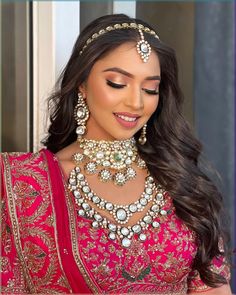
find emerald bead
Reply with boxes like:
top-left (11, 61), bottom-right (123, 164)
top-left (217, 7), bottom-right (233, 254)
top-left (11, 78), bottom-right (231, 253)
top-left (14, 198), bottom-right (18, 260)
top-left (114, 153), bottom-right (122, 162)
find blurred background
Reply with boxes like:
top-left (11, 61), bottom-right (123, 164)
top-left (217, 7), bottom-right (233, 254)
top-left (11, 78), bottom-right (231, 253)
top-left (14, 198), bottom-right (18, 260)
top-left (0, 0), bottom-right (235, 291)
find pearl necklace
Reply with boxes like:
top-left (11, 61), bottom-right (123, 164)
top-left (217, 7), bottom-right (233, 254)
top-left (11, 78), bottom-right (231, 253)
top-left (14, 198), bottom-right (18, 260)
top-left (68, 166), bottom-right (168, 248)
top-left (73, 137), bottom-right (146, 186)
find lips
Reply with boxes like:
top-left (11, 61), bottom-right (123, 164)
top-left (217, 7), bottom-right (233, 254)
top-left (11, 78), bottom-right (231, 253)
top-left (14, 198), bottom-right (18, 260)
top-left (113, 112), bottom-right (140, 128)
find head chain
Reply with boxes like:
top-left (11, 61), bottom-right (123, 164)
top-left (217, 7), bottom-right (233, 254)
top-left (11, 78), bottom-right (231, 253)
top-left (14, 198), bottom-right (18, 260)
top-left (79, 22), bottom-right (160, 56)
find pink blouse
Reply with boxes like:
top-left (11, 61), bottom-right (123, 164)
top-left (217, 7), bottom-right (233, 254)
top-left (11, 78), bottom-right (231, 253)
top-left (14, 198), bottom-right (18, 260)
top-left (0, 150), bottom-right (230, 294)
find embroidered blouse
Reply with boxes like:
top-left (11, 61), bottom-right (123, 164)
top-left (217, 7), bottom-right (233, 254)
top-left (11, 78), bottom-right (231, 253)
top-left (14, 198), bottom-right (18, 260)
top-left (0, 150), bottom-right (230, 294)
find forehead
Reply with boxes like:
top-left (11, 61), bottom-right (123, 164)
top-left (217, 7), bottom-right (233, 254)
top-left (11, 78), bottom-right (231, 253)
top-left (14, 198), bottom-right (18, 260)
top-left (91, 42), bottom-right (160, 77)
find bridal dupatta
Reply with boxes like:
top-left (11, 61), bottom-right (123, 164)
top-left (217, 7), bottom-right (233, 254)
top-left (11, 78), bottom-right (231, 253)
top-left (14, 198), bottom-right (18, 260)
top-left (1, 150), bottom-right (96, 294)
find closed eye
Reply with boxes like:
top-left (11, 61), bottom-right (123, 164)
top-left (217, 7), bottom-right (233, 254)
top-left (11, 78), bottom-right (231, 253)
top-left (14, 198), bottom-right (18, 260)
top-left (106, 80), bottom-right (126, 89)
top-left (143, 88), bottom-right (159, 95)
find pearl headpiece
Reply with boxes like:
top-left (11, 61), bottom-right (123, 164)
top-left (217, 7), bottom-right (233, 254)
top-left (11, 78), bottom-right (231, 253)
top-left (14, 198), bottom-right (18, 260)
top-left (79, 22), bottom-right (160, 63)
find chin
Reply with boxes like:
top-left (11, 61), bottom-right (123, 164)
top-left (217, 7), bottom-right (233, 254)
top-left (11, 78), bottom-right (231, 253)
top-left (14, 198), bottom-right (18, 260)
top-left (111, 131), bottom-right (137, 141)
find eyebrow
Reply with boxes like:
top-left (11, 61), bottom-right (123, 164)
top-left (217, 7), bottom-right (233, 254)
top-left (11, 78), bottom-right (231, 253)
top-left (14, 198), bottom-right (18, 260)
top-left (102, 67), bottom-right (161, 81)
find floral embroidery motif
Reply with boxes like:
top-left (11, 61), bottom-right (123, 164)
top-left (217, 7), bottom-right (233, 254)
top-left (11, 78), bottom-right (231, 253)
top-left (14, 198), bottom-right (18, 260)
top-left (75, 194), bottom-right (230, 294)
top-left (23, 241), bottom-right (47, 273)
top-left (1, 152), bottom-right (71, 293)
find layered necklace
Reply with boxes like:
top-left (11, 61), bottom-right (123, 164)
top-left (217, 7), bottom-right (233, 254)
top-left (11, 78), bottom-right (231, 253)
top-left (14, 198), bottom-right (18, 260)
top-left (68, 137), bottom-right (168, 248)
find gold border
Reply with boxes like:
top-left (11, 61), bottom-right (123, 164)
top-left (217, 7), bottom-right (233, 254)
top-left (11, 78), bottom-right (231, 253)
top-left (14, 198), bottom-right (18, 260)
top-left (2, 153), bottom-right (36, 293)
top-left (43, 151), bottom-right (72, 292)
top-left (57, 158), bottom-right (100, 293)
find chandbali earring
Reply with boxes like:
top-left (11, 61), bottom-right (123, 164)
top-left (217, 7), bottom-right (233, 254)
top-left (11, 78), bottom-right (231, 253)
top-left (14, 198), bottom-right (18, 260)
top-left (74, 92), bottom-right (89, 140)
top-left (138, 124), bottom-right (147, 145)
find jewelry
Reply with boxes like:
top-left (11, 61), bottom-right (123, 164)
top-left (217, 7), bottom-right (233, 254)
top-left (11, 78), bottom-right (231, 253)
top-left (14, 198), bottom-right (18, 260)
top-left (79, 22), bottom-right (159, 62)
top-left (73, 138), bottom-right (146, 186)
top-left (136, 30), bottom-right (151, 63)
top-left (138, 124), bottom-right (147, 145)
top-left (68, 166), bottom-right (168, 248)
top-left (78, 137), bottom-right (137, 169)
top-left (69, 166), bottom-right (156, 224)
top-left (74, 93), bottom-right (89, 139)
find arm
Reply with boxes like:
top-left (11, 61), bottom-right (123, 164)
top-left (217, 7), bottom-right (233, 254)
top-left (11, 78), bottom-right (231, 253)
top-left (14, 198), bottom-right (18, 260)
top-left (187, 250), bottom-right (231, 295)
top-left (189, 284), bottom-right (232, 295)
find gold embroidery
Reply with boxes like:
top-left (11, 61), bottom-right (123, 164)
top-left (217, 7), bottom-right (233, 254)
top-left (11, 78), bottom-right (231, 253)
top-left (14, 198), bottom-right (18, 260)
top-left (2, 153), bottom-right (36, 292)
top-left (74, 197), bottom-right (198, 294)
top-left (1, 257), bottom-right (28, 293)
top-left (43, 152), bottom-right (72, 292)
top-left (2, 151), bottom-right (72, 293)
top-left (0, 256), bottom-right (11, 273)
top-left (24, 241), bottom-right (47, 273)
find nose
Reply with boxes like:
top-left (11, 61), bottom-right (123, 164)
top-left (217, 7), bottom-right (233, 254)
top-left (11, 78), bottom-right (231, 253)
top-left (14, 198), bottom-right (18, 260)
top-left (124, 86), bottom-right (144, 110)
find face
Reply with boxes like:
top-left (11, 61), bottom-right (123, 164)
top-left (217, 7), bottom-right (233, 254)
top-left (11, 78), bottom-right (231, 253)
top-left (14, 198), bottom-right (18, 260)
top-left (79, 42), bottom-right (161, 141)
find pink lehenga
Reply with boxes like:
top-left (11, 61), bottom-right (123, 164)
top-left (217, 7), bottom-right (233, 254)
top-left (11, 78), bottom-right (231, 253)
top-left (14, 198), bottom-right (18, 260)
top-left (0, 150), bottom-right (230, 294)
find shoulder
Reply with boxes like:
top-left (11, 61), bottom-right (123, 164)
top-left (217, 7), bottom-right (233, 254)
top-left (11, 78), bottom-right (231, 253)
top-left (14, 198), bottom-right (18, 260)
top-left (0, 149), bottom-right (60, 174)
top-left (1, 149), bottom-right (51, 165)
top-left (1, 149), bottom-right (57, 195)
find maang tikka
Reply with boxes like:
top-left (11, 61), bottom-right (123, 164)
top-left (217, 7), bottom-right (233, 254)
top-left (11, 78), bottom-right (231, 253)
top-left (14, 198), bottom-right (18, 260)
top-left (79, 22), bottom-right (159, 64)
top-left (75, 92), bottom-right (90, 139)
top-left (136, 29), bottom-right (152, 62)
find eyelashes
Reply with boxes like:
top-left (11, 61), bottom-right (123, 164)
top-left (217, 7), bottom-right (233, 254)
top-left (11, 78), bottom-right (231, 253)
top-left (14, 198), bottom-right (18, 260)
top-left (144, 89), bottom-right (159, 95)
top-left (106, 79), bottom-right (159, 95)
top-left (106, 79), bottom-right (125, 89)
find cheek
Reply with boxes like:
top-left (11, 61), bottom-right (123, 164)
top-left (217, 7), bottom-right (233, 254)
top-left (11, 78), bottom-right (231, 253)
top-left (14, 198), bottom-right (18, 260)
top-left (87, 83), bottom-right (120, 109)
top-left (145, 96), bottom-right (159, 115)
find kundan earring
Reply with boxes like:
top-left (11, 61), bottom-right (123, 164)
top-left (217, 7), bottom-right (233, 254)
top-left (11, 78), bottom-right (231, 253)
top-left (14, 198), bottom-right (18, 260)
top-left (75, 92), bottom-right (89, 139)
top-left (138, 124), bottom-right (147, 145)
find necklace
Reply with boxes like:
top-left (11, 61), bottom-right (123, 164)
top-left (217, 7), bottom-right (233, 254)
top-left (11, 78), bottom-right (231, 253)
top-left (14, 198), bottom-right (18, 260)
top-left (73, 138), bottom-right (146, 186)
top-left (68, 166), bottom-right (168, 248)
top-left (69, 166), bottom-right (157, 224)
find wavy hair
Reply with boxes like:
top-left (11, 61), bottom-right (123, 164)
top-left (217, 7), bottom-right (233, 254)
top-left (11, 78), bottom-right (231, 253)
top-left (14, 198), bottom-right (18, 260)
top-left (43, 14), bottom-right (229, 287)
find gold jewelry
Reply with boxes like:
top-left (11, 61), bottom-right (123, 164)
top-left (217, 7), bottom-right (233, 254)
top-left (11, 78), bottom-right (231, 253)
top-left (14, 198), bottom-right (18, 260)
top-left (79, 22), bottom-right (159, 62)
top-left (74, 93), bottom-right (89, 139)
top-left (138, 124), bottom-right (147, 145)
top-left (78, 138), bottom-right (138, 170)
top-left (73, 138), bottom-right (146, 186)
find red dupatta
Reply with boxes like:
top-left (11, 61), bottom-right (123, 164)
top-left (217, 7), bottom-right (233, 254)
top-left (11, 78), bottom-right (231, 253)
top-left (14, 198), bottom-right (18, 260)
top-left (44, 149), bottom-right (95, 294)
top-left (1, 150), bottom-right (95, 294)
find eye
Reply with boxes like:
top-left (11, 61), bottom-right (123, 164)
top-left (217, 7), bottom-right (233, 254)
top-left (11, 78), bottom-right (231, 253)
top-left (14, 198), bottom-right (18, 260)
top-left (142, 88), bottom-right (159, 95)
top-left (106, 79), bottom-right (126, 89)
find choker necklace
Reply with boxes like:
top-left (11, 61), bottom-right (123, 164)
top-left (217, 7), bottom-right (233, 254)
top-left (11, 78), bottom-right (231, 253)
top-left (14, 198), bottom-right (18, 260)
top-left (73, 137), bottom-right (146, 186)
top-left (68, 166), bottom-right (168, 248)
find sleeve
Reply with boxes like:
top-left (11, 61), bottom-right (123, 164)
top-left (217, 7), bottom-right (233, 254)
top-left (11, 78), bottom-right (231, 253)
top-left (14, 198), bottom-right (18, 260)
top-left (0, 155), bottom-right (29, 294)
top-left (187, 246), bottom-right (231, 293)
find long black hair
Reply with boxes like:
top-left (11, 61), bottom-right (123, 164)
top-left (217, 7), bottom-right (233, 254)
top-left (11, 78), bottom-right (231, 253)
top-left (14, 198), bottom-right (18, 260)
top-left (43, 14), bottom-right (229, 287)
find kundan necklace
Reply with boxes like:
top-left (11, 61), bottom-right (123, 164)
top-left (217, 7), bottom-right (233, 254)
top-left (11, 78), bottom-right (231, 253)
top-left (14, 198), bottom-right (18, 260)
top-left (68, 166), bottom-right (167, 248)
top-left (72, 137), bottom-right (146, 186)
top-left (68, 137), bottom-right (168, 248)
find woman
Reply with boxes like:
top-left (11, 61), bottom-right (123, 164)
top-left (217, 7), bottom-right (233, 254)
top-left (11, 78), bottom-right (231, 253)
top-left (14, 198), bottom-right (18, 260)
top-left (1, 14), bottom-right (231, 294)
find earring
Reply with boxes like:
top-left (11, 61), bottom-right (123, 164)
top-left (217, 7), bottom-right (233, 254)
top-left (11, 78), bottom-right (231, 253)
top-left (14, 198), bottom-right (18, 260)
top-left (74, 92), bottom-right (89, 140)
top-left (138, 124), bottom-right (147, 145)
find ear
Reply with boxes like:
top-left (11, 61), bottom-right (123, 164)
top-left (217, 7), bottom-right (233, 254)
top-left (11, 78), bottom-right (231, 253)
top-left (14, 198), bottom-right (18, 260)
top-left (78, 82), bottom-right (87, 98)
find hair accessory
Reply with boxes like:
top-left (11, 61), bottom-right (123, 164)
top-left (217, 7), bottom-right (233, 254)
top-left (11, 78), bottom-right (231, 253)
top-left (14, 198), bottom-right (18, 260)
top-left (138, 124), bottom-right (147, 145)
top-left (75, 93), bottom-right (90, 139)
top-left (79, 22), bottom-right (159, 57)
top-left (136, 29), bottom-right (151, 62)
